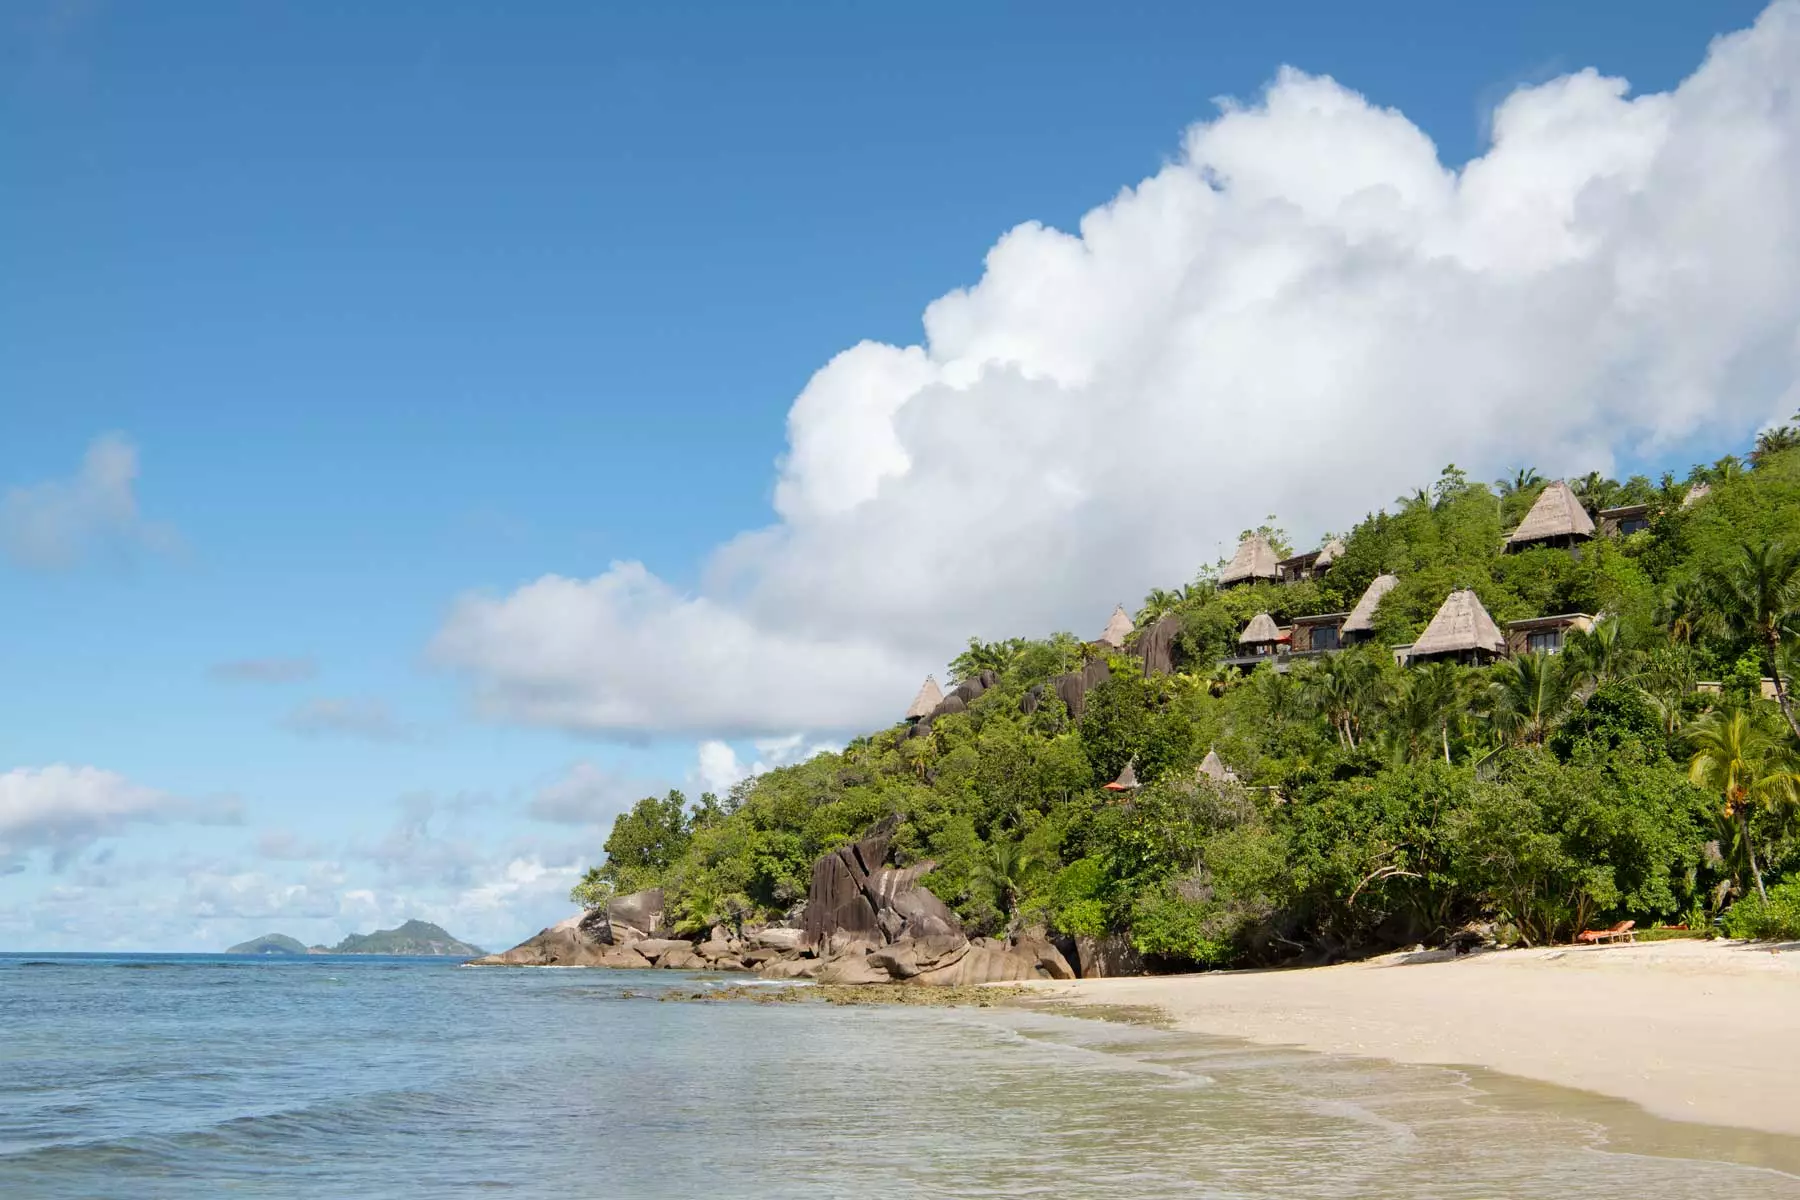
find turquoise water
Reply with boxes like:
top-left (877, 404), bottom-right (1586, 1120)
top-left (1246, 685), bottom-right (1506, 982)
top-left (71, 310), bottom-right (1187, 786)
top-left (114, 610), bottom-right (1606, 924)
top-left (4, 953), bottom-right (1799, 1198)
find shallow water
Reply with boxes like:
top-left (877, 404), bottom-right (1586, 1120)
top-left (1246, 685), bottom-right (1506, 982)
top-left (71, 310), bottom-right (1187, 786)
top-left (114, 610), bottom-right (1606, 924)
top-left (3, 953), bottom-right (1798, 1198)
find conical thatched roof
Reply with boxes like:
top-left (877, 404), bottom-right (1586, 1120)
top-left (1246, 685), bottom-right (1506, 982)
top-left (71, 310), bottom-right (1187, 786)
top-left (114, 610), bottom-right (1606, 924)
top-left (1683, 481), bottom-right (1711, 508)
top-left (1196, 748), bottom-right (1238, 784)
top-left (904, 675), bottom-right (944, 722)
top-left (1103, 759), bottom-right (1140, 791)
top-left (1098, 604), bottom-right (1134, 649)
top-left (1410, 589), bottom-right (1506, 658)
top-left (1315, 538), bottom-right (1346, 569)
top-left (1220, 534), bottom-right (1279, 586)
top-left (1239, 612), bottom-right (1282, 645)
top-left (1508, 481), bottom-right (1595, 545)
top-left (1342, 574), bottom-right (1399, 634)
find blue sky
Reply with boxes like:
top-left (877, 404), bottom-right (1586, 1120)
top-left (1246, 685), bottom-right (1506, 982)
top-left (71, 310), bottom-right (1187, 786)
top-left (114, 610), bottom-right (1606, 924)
top-left (2, 0), bottom-right (1793, 950)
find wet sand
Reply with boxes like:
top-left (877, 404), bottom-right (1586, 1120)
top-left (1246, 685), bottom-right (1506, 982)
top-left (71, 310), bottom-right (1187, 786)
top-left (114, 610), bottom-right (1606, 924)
top-left (1017, 938), bottom-right (1800, 1138)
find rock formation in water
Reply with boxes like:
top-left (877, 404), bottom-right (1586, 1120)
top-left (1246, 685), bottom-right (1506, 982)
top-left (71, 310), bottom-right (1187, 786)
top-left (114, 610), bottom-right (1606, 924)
top-left (470, 823), bottom-right (1135, 984)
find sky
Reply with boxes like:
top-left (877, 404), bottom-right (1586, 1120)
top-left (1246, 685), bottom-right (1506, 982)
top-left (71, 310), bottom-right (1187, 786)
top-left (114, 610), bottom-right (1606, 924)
top-left (3, 0), bottom-right (1796, 951)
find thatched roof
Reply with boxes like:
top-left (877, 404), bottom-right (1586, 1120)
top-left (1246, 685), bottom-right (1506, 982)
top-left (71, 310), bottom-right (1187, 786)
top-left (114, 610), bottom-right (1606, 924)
top-left (1098, 604), bottom-right (1134, 649)
top-left (1683, 481), bottom-right (1711, 508)
top-left (1342, 574), bottom-right (1399, 634)
top-left (1508, 481), bottom-right (1595, 545)
top-left (1239, 612), bottom-right (1282, 645)
top-left (1315, 538), bottom-right (1346, 568)
top-left (1103, 759), bottom-right (1140, 791)
top-left (904, 675), bottom-right (943, 721)
top-left (1220, 534), bottom-right (1279, 585)
top-left (1409, 589), bottom-right (1507, 658)
top-left (1196, 749), bottom-right (1238, 784)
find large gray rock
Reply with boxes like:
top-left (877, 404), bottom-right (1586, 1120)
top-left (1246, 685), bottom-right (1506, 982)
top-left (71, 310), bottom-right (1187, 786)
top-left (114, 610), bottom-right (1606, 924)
top-left (816, 951), bottom-right (891, 986)
top-left (914, 944), bottom-right (1044, 986)
top-left (604, 888), bottom-right (666, 942)
top-left (1074, 933), bottom-right (1144, 978)
top-left (656, 946), bottom-right (705, 971)
top-left (632, 938), bottom-right (693, 962)
top-left (1012, 936), bottom-right (1076, 980)
top-left (756, 957), bottom-right (820, 980)
top-left (746, 927), bottom-right (805, 952)
top-left (800, 819), bottom-right (964, 955)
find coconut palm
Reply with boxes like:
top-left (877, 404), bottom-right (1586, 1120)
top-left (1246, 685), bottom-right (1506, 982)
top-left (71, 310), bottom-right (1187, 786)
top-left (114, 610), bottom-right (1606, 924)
top-left (1489, 653), bottom-right (1574, 746)
top-left (975, 838), bottom-right (1046, 919)
top-left (1562, 616), bottom-right (1637, 693)
top-left (1305, 649), bottom-right (1386, 749)
top-left (1495, 467), bottom-right (1544, 498)
top-left (1710, 538), bottom-right (1800, 744)
top-left (1135, 588), bottom-right (1183, 625)
top-left (1662, 577), bottom-right (1716, 646)
top-left (1382, 662), bottom-right (1467, 763)
top-left (1752, 417), bottom-right (1800, 467)
top-left (1685, 709), bottom-right (1800, 902)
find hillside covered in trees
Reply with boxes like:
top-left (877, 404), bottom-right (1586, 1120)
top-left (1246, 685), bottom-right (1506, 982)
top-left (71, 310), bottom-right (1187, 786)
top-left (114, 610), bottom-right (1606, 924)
top-left (574, 422), bottom-right (1800, 967)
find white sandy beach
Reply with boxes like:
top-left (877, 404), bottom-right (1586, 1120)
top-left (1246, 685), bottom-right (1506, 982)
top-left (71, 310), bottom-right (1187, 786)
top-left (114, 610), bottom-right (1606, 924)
top-left (1021, 939), bottom-right (1800, 1137)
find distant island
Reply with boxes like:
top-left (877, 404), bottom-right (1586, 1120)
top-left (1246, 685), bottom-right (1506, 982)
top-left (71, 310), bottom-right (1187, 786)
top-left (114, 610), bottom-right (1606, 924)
top-left (226, 920), bottom-right (484, 957)
top-left (226, 932), bottom-right (313, 955)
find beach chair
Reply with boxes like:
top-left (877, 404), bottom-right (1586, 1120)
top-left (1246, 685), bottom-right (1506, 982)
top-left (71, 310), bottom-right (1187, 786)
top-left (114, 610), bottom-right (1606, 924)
top-left (1576, 920), bottom-right (1635, 945)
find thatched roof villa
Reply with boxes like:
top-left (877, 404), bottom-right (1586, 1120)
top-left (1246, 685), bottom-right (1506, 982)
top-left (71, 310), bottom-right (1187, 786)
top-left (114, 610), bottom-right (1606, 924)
top-left (1238, 611), bottom-right (1284, 654)
top-left (1506, 481), bottom-right (1595, 552)
top-left (1219, 534), bottom-right (1279, 588)
top-left (1341, 573), bottom-right (1400, 644)
top-left (1405, 589), bottom-right (1507, 664)
top-left (904, 675), bottom-right (944, 724)
top-left (1197, 748), bottom-right (1239, 784)
top-left (1276, 538), bottom-right (1345, 583)
top-left (1097, 604), bottom-right (1134, 650)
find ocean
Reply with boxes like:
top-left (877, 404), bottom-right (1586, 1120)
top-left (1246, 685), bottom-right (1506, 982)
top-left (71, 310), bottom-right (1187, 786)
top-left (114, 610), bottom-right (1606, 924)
top-left (4, 953), bottom-right (1799, 1198)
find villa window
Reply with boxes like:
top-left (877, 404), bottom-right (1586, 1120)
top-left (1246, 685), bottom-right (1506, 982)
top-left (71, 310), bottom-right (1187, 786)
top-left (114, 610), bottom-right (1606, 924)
top-left (1527, 628), bottom-right (1563, 655)
top-left (1311, 626), bottom-right (1340, 651)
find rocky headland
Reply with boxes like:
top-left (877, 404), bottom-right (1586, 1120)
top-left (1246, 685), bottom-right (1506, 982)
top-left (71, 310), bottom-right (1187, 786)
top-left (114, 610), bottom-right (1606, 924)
top-left (473, 818), bottom-right (1144, 985)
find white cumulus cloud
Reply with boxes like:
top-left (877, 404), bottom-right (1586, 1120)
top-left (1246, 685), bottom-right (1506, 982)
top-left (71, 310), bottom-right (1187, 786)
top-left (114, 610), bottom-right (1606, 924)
top-left (0, 433), bottom-right (177, 570)
top-left (0, 765), bottom-right (189, 871)
top-left (434, 4), bottom-right (1800, 738)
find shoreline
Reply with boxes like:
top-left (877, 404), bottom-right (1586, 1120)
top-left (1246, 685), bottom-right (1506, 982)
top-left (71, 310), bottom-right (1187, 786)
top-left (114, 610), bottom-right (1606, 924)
top-left (1013, 938), bottom-right (1800, 1141)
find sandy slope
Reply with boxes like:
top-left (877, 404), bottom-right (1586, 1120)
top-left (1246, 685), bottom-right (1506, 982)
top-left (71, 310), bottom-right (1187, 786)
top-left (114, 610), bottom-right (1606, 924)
top-left (1019, 939), bottom-right (1800, 1137)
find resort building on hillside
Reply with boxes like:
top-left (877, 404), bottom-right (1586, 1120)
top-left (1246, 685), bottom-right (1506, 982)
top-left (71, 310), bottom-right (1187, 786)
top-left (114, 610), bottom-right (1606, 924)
top-left (1506, 481), bottom-right (1595, 553)
top-left (1096, 605), bottom-right (1134, 650)
top-left (904, 676), bottom-right (943, 724)
top-left (1597, 504), bottom-right (1651, 537)
top-left (1505, 613), bottom-right (1594, 657)
top-left (1219, 534), bottom-right (1279, 588)
top-left (1235, 612), bottom-right (1285, 659)
top-left (1404, 589), bottom-right (1508, 665)
top-left (1196, 748), bottom-right (1239, 785)
top-left (1276, 539), bottom-right (1345, 584)
top-left (1340, 574), bottom-right (1400, 645)
top-left (1289, 611), bottom-right (1348, 654)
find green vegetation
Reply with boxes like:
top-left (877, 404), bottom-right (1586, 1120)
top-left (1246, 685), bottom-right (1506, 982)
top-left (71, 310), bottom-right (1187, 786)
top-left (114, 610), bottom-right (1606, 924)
top-left (328, 920), bottom-right (484, 957)
top-left (578, 429), bottom-right (1800, 963)
top-left (225, 932), bottom-right (309, 955)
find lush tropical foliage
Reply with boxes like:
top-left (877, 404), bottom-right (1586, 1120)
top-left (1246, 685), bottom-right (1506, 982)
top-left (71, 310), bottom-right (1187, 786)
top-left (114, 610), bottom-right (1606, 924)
top-left (577, 426), bottom-right (1800, 962)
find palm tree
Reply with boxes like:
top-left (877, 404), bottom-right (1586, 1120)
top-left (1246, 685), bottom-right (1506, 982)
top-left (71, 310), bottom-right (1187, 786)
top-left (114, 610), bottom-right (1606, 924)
top-left (1562, 616), bottom-right (1637, 694)
top-left (1663, 578), bottom-right (1716, 646)
top-left (1135, 588), bottom-right (1183, 625)
top-left (1571, 471), bottom-right (1617, 511)
top-left (1495, 467), bottom-right (1543, 498)
top-left (1305, 650), bottom-right (1386, 749)
top-left (1382, 662), bottom-right (1467, 763)
top-left (1685, 709), bottom-right (1800, 902)
top-left (1490, 653), bottom-right (1573, 746)
top-left (1710, 539), bottom-right (1800, 744)
top-left (975, 839), bottom-right (1045, 920)
top-left (1752, 417), bottom-right (1800, 467)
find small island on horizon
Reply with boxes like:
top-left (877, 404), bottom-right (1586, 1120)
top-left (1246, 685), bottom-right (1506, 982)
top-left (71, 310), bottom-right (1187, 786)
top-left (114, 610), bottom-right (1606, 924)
top-left (226, 920), bottom-right (484, 957)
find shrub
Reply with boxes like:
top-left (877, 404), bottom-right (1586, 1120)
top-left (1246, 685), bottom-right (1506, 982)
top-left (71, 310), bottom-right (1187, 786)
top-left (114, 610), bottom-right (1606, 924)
top-left (1722, 880), bottom-right (1800, 941)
